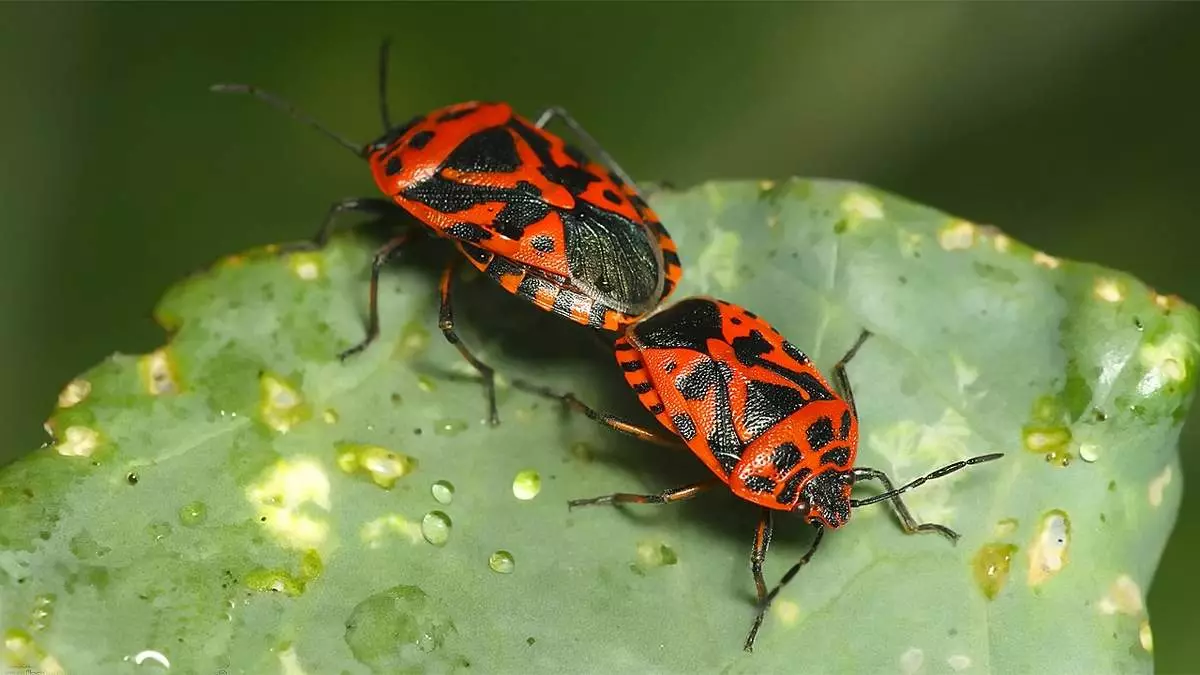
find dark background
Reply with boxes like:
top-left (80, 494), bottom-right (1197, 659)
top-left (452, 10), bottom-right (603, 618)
top-left (1, 4), bottom-right (1196, 671)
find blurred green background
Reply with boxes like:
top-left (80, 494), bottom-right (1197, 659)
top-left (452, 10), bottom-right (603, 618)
top-left (1, 3), bottom-right (1196, 671)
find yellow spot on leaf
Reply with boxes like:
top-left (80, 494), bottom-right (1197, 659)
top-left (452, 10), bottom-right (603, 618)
top-left (138, 348), bottom-right (179, 395)
top-left (1139, 620), bottom-right (1153, 653)
top-left (335, 442), bottom-right (418, 489)
top-left (992, 233), bottom-right (1012, 253)
top-left (1027, 510), bottom-right (1070, 587)
top-left (259, 372), bottom-right (310, 433)
top-left (1093, 277), bottom-right (1123, 303)
top-left (288, 252), bottom-right (323, 280)
top-left (938, 219), bottom-right (976, 250)
top-left (841, 191), bottom-right (884, 221)
top-left (1098, 574), bottom-right (1143, 615)
top-left (1032, 251), bottom-right (1061, 269)
top-left (245, 457), bottom-right (330, 550)
top-left (773, 599), bottom-right (800, 625)
top-left (1137, 332), bottom-right (1194, 397)
top-left (361, 514), bottom-right (424, 548)
top-left (55, 425), bottom-right (100, 457)
top-left (947, 655), bottom-right (972, 672)
top-left (899, 647), bottom-right (924, 675)
top-left (56, 379), bottom-right (91, 408)
top-left (1148, 466), bottom-right (1172, 508)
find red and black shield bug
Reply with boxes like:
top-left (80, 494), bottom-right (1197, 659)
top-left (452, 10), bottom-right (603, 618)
top-left (517, 297), bottom-right (1002, 651)
top-left (212, 41), bottom-right (682, 425)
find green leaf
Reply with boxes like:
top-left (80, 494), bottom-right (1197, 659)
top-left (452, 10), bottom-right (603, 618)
top-left (2, 180), bottom-right (1194, 673)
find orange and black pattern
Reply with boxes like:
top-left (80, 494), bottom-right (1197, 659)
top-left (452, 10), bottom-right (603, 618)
top-left (617, 297), bottom-right (858, 529)
top-left (366, 101), bottom-right (682, 330)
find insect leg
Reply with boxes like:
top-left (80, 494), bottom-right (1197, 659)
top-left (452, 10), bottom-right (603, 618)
top-left (533, 106), bottom-right (639, 192)
top-left (830, 329), bottom-right (872, 417)
top-left (744, 523), bottom-right (824, 652)
top-left (278, 198), bottom-right (404, 254)
top-left (568, 481), bottom-right (716, 509)
top-left (338, 232), bottom-right (412, 361)
top-left (512, 379), bottom-right (679, 448)
top-left (438, 257), bottom-right (500, 427)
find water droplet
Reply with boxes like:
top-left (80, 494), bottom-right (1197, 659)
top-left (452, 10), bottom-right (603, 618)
top-left (433, 419), bottom-right (467, 436)
top-left (431, 480), bottom-right (455, 505)
top-left (179, 501), bottom-right (207, 527)
top-left (126, 472), bottom-right (139, 485)
top-left (512, 470), bottom-right (541, 500)
top-left (488, 550), bottom-right (515, 574)
top-left (417, 375), bottom-right (437, 393)
top-left (421, 511), bottom-right (452, 547)
top-left (972, 542), bottom-right (1017, 600)
top-left (345, 585), bottom-right (458, 671)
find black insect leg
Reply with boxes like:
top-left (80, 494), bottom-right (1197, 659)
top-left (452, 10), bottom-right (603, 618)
top-left (568, 481), bottom-right (716, 509)
top-left (830, 329), bottom-right (872, 417)
top-left (533, 106), bottom-right (639, 192)
top-left (744, 522), bottom-right (825, 652)
top-left (438, 257), bottom-right (500, 427)
top-left (849, 467), bottom-right (957, 541)
top-left (338, 232), bottom-right (412, 360)
top-left (278, 198), bottom-right (403, 254)
top-left (512, 379), bottom-right (680, 449)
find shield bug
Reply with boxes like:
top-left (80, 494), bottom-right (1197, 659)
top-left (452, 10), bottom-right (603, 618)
top-left (517, 296), bottom-right (1002, 651)
top-left (212, 41), bottom-right (681, 425)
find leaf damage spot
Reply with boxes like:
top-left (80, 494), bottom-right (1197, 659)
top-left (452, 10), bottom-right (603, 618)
top-left (246, 457), bottom-right (331, 549)
top-left (1139, 619), bottom-right (1153, 653)
top-left (259, 372), bottom-right (310, 433)
top-left (1093, 277), bottom-right (1124, 303)
top-left (287, 251), bottom-right (324, 281)
top-left (138, 348), bottom-right (179, 395)
top-left (993, 517), bottom-right (1018, 538)
top-left (361, 514), bottom-right (424, 548)
top-left (336, 442), bottom-right (418, 489)
top-left (937, 219), bottom-right (976, 251)
top-left (1098, 574), bottom-right (1143, 616)
top-left (899, 647), bottom-right (924, 675)
top-left (840, 191), bottom-right (884, 222)
top-left (1148, 466), bottom-right (1172, 508)
top-left (1137, 332), bottom-right (1193, 397)
top-left (56, 379), bottom-right (91, 408)
top-left (772, 599), bottom-right (800, 626)
top-left (947, 654), bottom-right (972, 671)
top-left (1032, 251), bottom-right (1061, 269)
top-left (631, 540), bottom-right (678, 575)
top-left (1027, 510), bottom-right (1070, 587)
top-left (54, 425), bottom-right (100, 458)
top-left (972, 542), bottom-right (1017, 600)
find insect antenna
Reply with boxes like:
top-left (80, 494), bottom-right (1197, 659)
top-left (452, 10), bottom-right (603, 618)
top-left (210, 83), bottom-right (364, 156)
top-left (849, 453), bottom-right (1004, 508)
